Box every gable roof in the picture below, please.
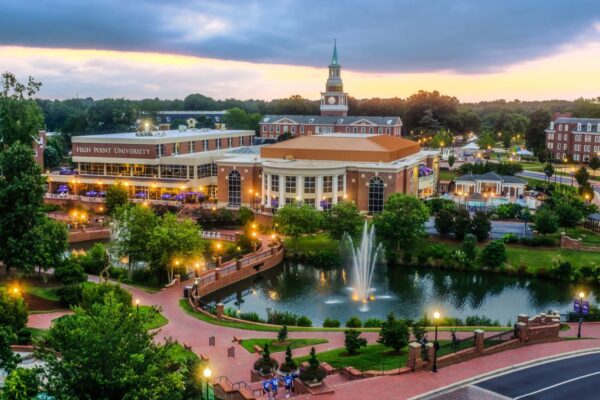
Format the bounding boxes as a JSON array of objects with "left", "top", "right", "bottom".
[
  {"left": 260, "top": 115, "right": 402, "bottom": 126},
  {"left": 456, "top": 172, "right": 526, "bottom": 184}
]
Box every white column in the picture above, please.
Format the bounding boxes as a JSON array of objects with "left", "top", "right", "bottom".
[
  {"left": 333, "top": 174, "right": 339, "bottom": 204},
  {"left": 265, "top": 173, "right": 271, "bottom": 206},
  {"left": 279, "top": 175, "right": 285, "bottom": 208},
  {"left": 343, "top": 173, "right": 347, "bottom": 197},
  {"left": 316, "top": 176, "right": 324, "bottom": 210},
  {"left": 296, "top": 176, "right": 303, "bottom": 203}
]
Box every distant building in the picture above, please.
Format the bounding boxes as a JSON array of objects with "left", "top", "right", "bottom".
[
  {"left": 259, "top": 42, "right": 402, "bottom": 139},
  {"left": 455, "top": 172, "right": 526, "bottom": 197},
  {"left": 142, "top": 111, "right": 227, "bottom": 126},
  {"left": 545, "top": 114, "right": 600, "bottom": 161}
]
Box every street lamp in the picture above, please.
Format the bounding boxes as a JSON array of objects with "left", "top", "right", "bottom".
[
  {"left": 135, "top": 298, "right": 140, "bottom": 312},
  {"left": 432, "top": 311, "right": 440, "bottom": 373},
  {"left": 570, "top": 168, "right": 575, "bottom": 187},
  {"left": 578, "top": 291, "right": 585, "bottom": 338},
  {"left": 252, "top": 232, "right": 258, "bottom": 252},
  {"left": 10, "top": 285, "right": 21, "bottom": 297},
  {"left": 202, "top": 366, "right": 213, "bottom": 400}
]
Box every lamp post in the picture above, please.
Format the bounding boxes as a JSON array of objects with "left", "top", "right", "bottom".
[
  {"left": 252, "top": 231, "right": 258, "bottom": 252},
  {"left": 135, "top": 298, "right": 140, "bottom": 313},
  {"left": 202, "top": 366, "right": 212, "bottom": 400},
  {"left": 432, "top": 311, "right": 440, "bottom": 373},
  {"left": 578, "top": 291, "right": 585, "bottom": 338},
  {"left": 570, "top": 168, "right": 575, "bottom": 187}
]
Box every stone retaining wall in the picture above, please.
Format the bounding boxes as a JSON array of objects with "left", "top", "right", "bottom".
[{"left": 68, "top": 228, "right": 111, "bottom": 243}]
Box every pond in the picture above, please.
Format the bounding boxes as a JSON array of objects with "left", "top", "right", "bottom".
[{"left": 204, "top": 261, "right": 598, "bottom": 326}]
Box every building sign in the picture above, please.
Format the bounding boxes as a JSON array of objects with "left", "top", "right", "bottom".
[{"left": 73, "top": 144, "right": 154, "bottom": 158}]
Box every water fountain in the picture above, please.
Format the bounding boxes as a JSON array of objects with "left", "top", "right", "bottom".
[{"left": 346, "top": 222, "right": 383, "bottom": 311}]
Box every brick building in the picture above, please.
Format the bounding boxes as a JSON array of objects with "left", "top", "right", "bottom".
[
  {"left": 216, "top": 134, "right": 438, "bottom": 213},
  {"left": 259, "top": 42, "right": 403, "bottom": 139},
  {"left": 545, "top": 114, "right": 600, "bottom": 161}
]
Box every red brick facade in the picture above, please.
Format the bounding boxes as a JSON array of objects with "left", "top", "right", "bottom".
[{"left": 546, "top": 115, "right": 600, "bottom": 162}]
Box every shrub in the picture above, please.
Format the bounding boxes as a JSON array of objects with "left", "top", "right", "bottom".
[
  {"left": 553, "top": 260, "right": 573, "bottom": 279},
  {"left": 57, "top": 284, "right": 83, "bottom": 307},
  {"left": 461, "top": 233, "right": 477, "bottom": 261},
  {"left": 296, "top": 316, "right": 313, "bottom": 327},
  {"left": 345, "top": 316, "right": 362, "bottom": 328},
  {"left": 470, "top": 211, "right": 491, "bottom": 241},
  {"left": 16, "top": 329, "right": 32, "bottom": 345},
  {"left": 411, "top": 321, "right": 427, "bottom": 342},
  {"left": 363, "top": 318, "right": 383, "bottom": 328},
  {"left": 520, "top": 235, "right": 557, "bottom": 247},
  {"left": 427, "top": 244, "right": 448, "bottom": 260},
  {"left": 502, "top": 233, "right": 519, "bottom": 244},
  {"left": 323, "top": 318, "right": 340, "bottom": 328},
  {"left": 299, "top": 347, "right": 326, "bottom": 383},
  {"left": 465, "top": 315, "right": 499, "bottom": 326},
  {"left": 238, "top": 206, "right": 254, "bottom": 226},
  {"left": 267, "top": 311, "right": 298, "bottom": 326},
  {"left": 54, "top": 259, "right": 87, "bottom": 286},
  {"left": 277, "top": 325, "right": 288, "bottom": 343},
  {"left": 378, "top": 313, "right": 410, "bottom": 353},
  {"left": 344, "top": 329, "right": 367, "bottom": 355},
  {"left": 279, "top": 346, "right": 298, "bottom": 373},
  {"left": 480, "top": 240, "right": 507, "bottom": 268},
  {"left": 453, "top": 208, "right": 471, "bottom": 240},
  {"left": 496, "top": 203, "right": 523, "bottom": 220},
  {"left": 80, "top": 283, "right": 132, "bottom": 310},
  {"left": 434, "top": 208, "right": 455, "bottom": 236},
  {"left": 2, "top": 368, "right": 42, "bottom": 400},
  {"left": 239, "top": 312, "right": 263, "bottom": 323},
  {"left": 534, "top": 208, "right": 560, "bottom": 234},
  {"left": 253, "top": 343, "right": 278, "bottom": 375},
  {"left": 79, "top": 243, "right": 108, "bottom": 275}
]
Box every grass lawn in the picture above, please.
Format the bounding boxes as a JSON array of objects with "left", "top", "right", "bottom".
[
  {"left": 26, "top": 286, "right": 61, "bottom": 302},
  {"left": 138, "top": 305, "right": 169, "bottom": 330},
  {"left": 295, "top": 343, "right": 407, "bottom": 370},
  {"left": 439, "top": 170, "right": 457, "bottom": 181},
  {"left": 166, "top": 343, "right": 200, "bottom": 363},
  {"left": 563, "top": 227, "right": 600, "bottom": 246},
  {"left": 22, "top": 327, "right": 48, "bottom": 340},
  {"left": 283, "top": 233, "right": 340, "bottom": 256},
  {"left": 240, "top": 338, "right": 328, "bottom": 353}
]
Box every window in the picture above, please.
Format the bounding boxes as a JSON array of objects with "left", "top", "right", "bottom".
[
  {"left": 559, "top": 124, "right": 563, "bottom": 131},
  {"left": 269, "top": 125, "right": 274, "bottom": 133},
  {"left": 369, "top": 127, "right": 374, "bottom": 134},
  {"left": 547, "top": 142, "right": 553, "bottom": 149},
  {"left": 285, "top": 176, "right": 296, "bottom": 194},
  {"left": 132, "top": 164, "right": 158, "bottom": 177},
  {"left": 228, "top": 170, "right": 241, "bottom": 206},
  {"left": 386, "top": 128, "right": 391, "bottom": 134},
  {"left": 378, "top": 127, "right": 383, "bottom": 134},
  {"left": 79, "top": 162, "right": 105, "bottom": 175},
  {"left": 337, "top": 175, "right": 344, "bottom": 191},
  {"left": 353, "top": 127, "right": 358, "bottom": 133},
  {"left": 585, "top": 135, "right": 591, "bottom": 142},
  {"left": 271, "top": 175, "right": 279, "bottom": 193},
  {"left": 160, "top": 165, "right": 187, "bottom": 179},
  {"left": 361, "top": 127, "right": 366, "bottom": 134},
  {"left": 588, "top": 123, "right": 592, "bottom": 132},
  {"left": 276, "top": 126, "right": 281, "bottom": 133},
  {"left": 597, "top": 124, "right": 600, "bottom": 133},
  {"left": 197, "top": 163, "right": 217, "bottom": 178},
  {"left": 300, "top": 126, "right": 304, "bottom": 134},
  {"left": 203, "top": 140, "right": 208, "bottom": 151},
  {"left": 323, "top": 176, "right": 333, "bottom": 193},
  {"left": 262, "top": 125, "right": 267, "bottom": 133},
  {"left": 291, "top": 126, "right": 296, "bottom": 134},
  {"left": 557, "top": 143, "right": 562, "bottom": 150},
  {"left": 285, "top": 198, "right": 295, "bottom": 205},
  {"left": 304, "top": 198, "right": 315, "bottom": 207},
  {"left": 575, "top": 144, "right": 581, "bottom": 151},
  {"left": 155, "top": 144, "right": 166, "bottom": 158},
  {"left": 304, "top": 176, "right": 316, "bottom": 194},
  {"left": 368, "top": 176, "right": 385, "bottom": 214},
  {"left": 578, "top": 123, "right": 582, "bottom": 131},
  {"left": 558, "top": 134, "right": 563, "bottom": 141},
  {"left": 574, "top": 154, "right": 580, "bottom": 161},
  {"left": 584, "top": 145, "right": 591, "bottom": 152},
  {"left": 106, "top": 164, "right": 131, "bottom": 176}
]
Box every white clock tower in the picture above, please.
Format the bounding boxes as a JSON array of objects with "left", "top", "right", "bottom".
[{"left": 320, "top": 40, "right": 349, "bottom": 117}]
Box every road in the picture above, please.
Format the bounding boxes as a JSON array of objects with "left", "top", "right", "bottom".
[
  {"left": 518, "top": 170, "right": 600, "bottom": 206},
  {"left": 427, "top": 352, "right": 600, "bottom": 400},
  {"left": 426, "top": 218, "right": 533, "bottom": 239}
]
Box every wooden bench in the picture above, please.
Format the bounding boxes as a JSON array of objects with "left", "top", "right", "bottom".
[{"left": 253, "top": 344, "right": 263, "bottom": 353}]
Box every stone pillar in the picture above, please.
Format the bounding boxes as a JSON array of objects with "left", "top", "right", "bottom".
[
  {"left": 474, "top": 329, "right": 485, "bottom": 353},
  {"left": 265, "top": 173, "right": 271, "bottom": 206},
  {"left": 517, "top": 322, "right": 528, "bottom": 343},
  {"left": 174, "top": 274, "right": 181, "bottom": 284},
  {"left": 517, "top": 314, "right": 529, "bottom": 325},
  {"left": 333, "top": 174, "right": 339, "bottom": 204},
  {"left": 316, "top": 176, "right": 324, "bottom": 210},
  {"left": 216, "top": 256, "right": 222, "bottom": 268},
  {"left": 425, "top": 342, "right": 435, "bottom": 370},
  {"left": 236, "top": 260, "right": 242, "bottom": 271},
  {"left": 216, "top": 303, "right": 224, "bottom": 320},
  {"left": 296, "top": 176, "right": 303, "bottom": 203},
  {"left": 214, "top": 268, "right": 221, "bottom": 281},
  {"left": 407, "top": 342, "right": 423, "bottom": 371},
  {"left": 278, "top": 175, "right": 285, "bottom": 209}
]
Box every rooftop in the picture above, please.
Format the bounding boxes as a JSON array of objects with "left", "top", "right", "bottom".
[
  {"left": 260, "top": 115, "right": 402, "bottom": 125},
  {"left": 456, "top": 172, "right": 526, "bottom": 184},
  {"left": 72, "top": 128, "right": 253, "bottom": 143}
]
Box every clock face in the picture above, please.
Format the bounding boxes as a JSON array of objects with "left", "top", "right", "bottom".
[{"left": 327, "top": 96, "right": 336, "bottom": 105}]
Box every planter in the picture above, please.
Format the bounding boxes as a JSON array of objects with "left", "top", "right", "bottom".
[
  {"left": 303, "top": 379, "right": 323, "bottom": 388},
  {"left": 277, "top": 368, "right": 299, "bottom": 377}
]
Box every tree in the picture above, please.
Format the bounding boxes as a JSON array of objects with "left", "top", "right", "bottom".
[
  {"left": 0, "top": 326, "right": 20, "bottom": 374},
  {"left": 43, "top": 146, "right": 61, "bottom": 170},
  {"left": 555, "top": 200, "right": 583, "bottom": 229},
  {"left": 411, "top": 320, "right": 427, "bottom": 342},
  {"left": 452, "top": 208, "right": 472, "bottom": 240},
  {"left": 31, "top": 216, "right": 68, "bottom": 274},
  {"left": 105, "top": 183, "right": 129, "bottom": 214},
  {"left": 0, "top": 288, "right": 28, "bottom": 333},
  {"left": 525, "top": 109, "right": 551, "bottom": 156},
  {"left": 323, "top": 200, "right": 363, "bottom": 240},
  {"left": 477, "top": 131, "right": 496, "bottom": 151},
  {"left": 237, "top": 206, "right": 254, "bottom": 226},
  {"left": 222, "top": 107, "right": 261, "bottom": 133},
  {"left": 35, "top": 294, "right": 189, "bottom": 399},
  {"left": 544, "top": 163, "right": 554, "bottom": 184},
  {"left": 344, "top": 329, "right": 367, "bottom": 355},
  {"left": 273, "top": 204, "right": 322, "bottom": 242},
  {"left": 80, "top": 282, "right": 132, "bottom": 311},
  {"left": 448, "top": 154, "right": 456, "bottom": 168},
  {"left": 299, "top": 347, "right": 326, "bottom": 383},
  {"left": 54, "top": 258, "right": 87, "bottom": 286},
  {"left": 0, "top": 142, "right": 46, "bottom": 273},
  {"left": 279, "top": 346, "right": 298, "bottom": 373},
  {"left": 480, "top": 240, "right": 507, "bottom": 268},
  {"left": 78, "top": 242, "right": 109, "bottom": 275},
  {"left": 434, "top": 208, "right": 455, "bottom": 236},
  {"left": 534, "top": 207, "right": 560, "bottom": 234},
  {"left": 148, "top": 213, "right": 206, "bottom": 283},
  {"left": 374, "top": 194, "right": 429, "bottom": 254},
  {"left": 589, "top": 155, "right": 600, "bottom": 176},
  {"left": 574, "top": 166, "right": 590, "bottom": 187},
  {"left": 470, "top": 211, "right": 491, "bottom": 241},
  {"left": 1, "top": 367, "right": 42, "bottom": 400},
  {"left": 112, "top": 204, "right": 158, "bottom": 276},
  {"left": 277, "top": 324, "right": 288, "bottom": 343},
  {"left": 378, "top": 313, "right": 410, "bottom": 353},
  {"left": 0, "top": 72, "right": 44, "bottom": 146},
  {"left": 461, "top": 233, "right": 477, "bottom": 262}
]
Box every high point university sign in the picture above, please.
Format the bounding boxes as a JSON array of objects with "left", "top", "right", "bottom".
[{"left": 74, "top": 145, "right": 153, "bottom": 157}]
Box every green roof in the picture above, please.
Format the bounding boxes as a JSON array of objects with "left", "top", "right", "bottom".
[{"left": 331, "top": 39, "right": 338, "bottom": 65}]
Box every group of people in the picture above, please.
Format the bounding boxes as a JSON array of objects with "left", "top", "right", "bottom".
[{"left": 262, "top": 373, "right": 296, "bottom": 399}]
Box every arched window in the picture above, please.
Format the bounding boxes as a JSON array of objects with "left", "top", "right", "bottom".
[
  {"left": 368, "top": 176, "right": 384, "bottom": 214},
  {"left": 228, "top": 170, "right": 241, "bottom": 206}
]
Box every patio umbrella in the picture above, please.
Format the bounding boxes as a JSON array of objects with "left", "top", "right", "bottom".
[
  {"left": 516, "top": 149, "right": 534, "bottom": 156},
  {"left": 135, "top": 192, "right": 147, "bottom": 198},
  {"left": 85, "top": 191, "right": 98, "bottom": 197},
  {"left": 98, "top": 191, "right": 106, "bottom": 197},
  {"left": 57, "top": 187, "right": 68, "bottom": 193},
  {"left": 161, "top": 193, "right": 172, "bottom": 199},
  {"left": 175, "top": 193, "right": 185, "bottom": 200}
]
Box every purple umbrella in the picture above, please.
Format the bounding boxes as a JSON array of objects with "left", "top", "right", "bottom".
[
  {"left": 57, "top": 187, "right": 68, "bottom": 193},
  {"left": 175, "top": 193, "right": 185, "bottom": 200},
  {"left": 86, "top": 191, "right": 98, "bottom": 197},
  {"left": 197, "top": 192, "right": 206, "bottom": 199},
  {"left": 161, "top": 193, "right": 172, "bottom": 199},
  {"left": 135, "top": 192, "right": 147, "bottom": 198},
  {"left": 98, "top": 191, "right": 106, "bottom": 197}
]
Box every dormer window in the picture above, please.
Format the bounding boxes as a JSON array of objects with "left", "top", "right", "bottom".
[
  {"left": 559, "top": 124, "right": 563, "bottom": 131},
  {"left": 578, "top": 123, "right": 582, "bottom": 131},
  {"left": 308, "top": 118, "right": 314, "bottom": 123},
  {"left": 597, "top": 124, "right": 600, "bottom": 133},
  {"left": 550, "top": 121, "right": 555, "bottom": 129},
  {"left": 587, "top": 123, "right": 592, "bottom": 132}
]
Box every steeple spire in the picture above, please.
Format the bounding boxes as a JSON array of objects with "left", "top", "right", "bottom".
[{"left": 331, "top": 39, "right": 338, "bottom": 66}]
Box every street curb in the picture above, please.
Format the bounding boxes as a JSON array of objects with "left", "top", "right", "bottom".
[{"left": 410, "top": 345, "right": 600, "bottom": 399}]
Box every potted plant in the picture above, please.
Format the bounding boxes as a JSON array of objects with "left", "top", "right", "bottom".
[
  {"left": 278, "top": 346, "right": 299, "bottom": 376},
  {"left": 299, "top": 347, "right": 326, "bottom": 387},
  {"left": 253, "top": 343, "right": 279, "bottom": 376}
]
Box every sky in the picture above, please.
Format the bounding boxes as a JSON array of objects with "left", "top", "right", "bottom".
[{"left": 1, "top": 0, "right": 600, "bottom": 102}]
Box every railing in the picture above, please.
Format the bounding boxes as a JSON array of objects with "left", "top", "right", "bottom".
[
  {"left": 238, "top": 249, "right": 271, "bottom": 268},
  {"left": 200, "top": 231, "right": 237, "bottom": 241},
  {"left": 483, "top": 329, "right": 515, "bottom": 348},
  {"left": 342, "top": 362, "right": 407, "bottom": 380}
]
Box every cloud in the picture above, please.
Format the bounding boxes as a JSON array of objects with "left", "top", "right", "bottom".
[{"left": 1, "top": 0, "right": 599, "bottom": 73}]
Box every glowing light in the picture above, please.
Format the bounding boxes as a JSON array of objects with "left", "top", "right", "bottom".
[
  {"left": 579, "top": 291, "right": 585, "bottom": 299},
  {"left": 352, "top": 294, "right": 359, "bottom": 301},
  {"left": 203, "top": 367, "right": 212, "bottom": 379},
  {"left": 369, "top": 294, "right": 375, "bottom": 301},
  {"left": 433, "top": 311, "right": 441, "bottom": 320},
  {"left": 135, "top": 299, "right": 140, "bottom": 306}
]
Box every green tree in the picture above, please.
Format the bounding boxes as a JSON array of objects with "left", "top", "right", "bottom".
[
  {"left": 0, "top": 326, "right": 20, "bottom": 374},
  {"left": 0, "top": 288, "right": 28, "bottom": 333},
  {"left": 480, "top": 240, "right": 507, "bottom": 268},
  {"left": 544, "top": 163, "right": 554, "bottom": 184},
  {"left": 461, "top": 233, "right": 477, "bottom": 261},
  {"left": 589, "top": 155, "right": 600, "bottom": 176},
  {"left": 448, "top": 154, "right": 456, "bottom": 168},
  {"left": 237, "top": 206, "right": 254, "bottom": 226},
  {"left": 31, "top": 216, "right": 68, "bottom": 274},
  {"left": 35, "top": 294, "right": 187, "bottom": 400},
  {"left": 43, "top": 146, "right": 61, "bottom": 170},
  {"left": 273, "top": 204, "right": 322, "bottom": 243},
  {"left": 477, "top": 131, "right": 496, "bottom": 151},
  {"left": 344, "top": 329, "right": 367, "bottom": 355},
  {"left": 222, "top": 107, "right": 261, "bottom": 132},
  {"left": 280, "top": 346, "right": 298, "bottom": 373},
  {"left": 377, "top": 313, "right": 410, "bottom": 353},
  {"left": 525, "top": 109, "right": 551, "bottom": 156},
  {"left": 574, "top": 166, "right": 590, "bottom": 187},
  {"left": 470, "top": 211, "right": 491, "bottom": 241},
  {"left": 0, "top": 142, "right": 46, "bottom": 274},
  {"left": 323, "top": 200, "right": 363, "bottom": 240},
  {"left": 277, "top": 324, "right": 288, "bottom": 343},
  {"left": 434, "top": 208, "right": 455, "bottom": 236},
  {"left": 1, "top": 367, "right": 42, "bottom": 400},
  {"left": 54, "top": 258, "right": 87, "bottom": 286},
  {"left": 555, "top": 200, "right": 583, "bottom": 229},
  {"left": 112, "top": 204, "right": 158, "bottom": 276},
  {"left": 452, "top": 208, "right": 472, "bottom": 240},
  {"left": 105, "top": 183, "right": 129, "bottom": 214},
  {"left": 78, "top": 243, "right": 109, "bottom": 275},
  {"left": 0, "top": 72, "right": 44, "bottom": 146},
  {"left": 534, "top": 207, "right": 560, "bottom": 234},
  {"left": 149, "top": 213, "right": 206, "bottom": 283},
  {"left": 80, "top": 282, "right": 132, "bottom": 311},
  {"left": 374, "top": 194, "right": 429, "bottom": 254}
]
